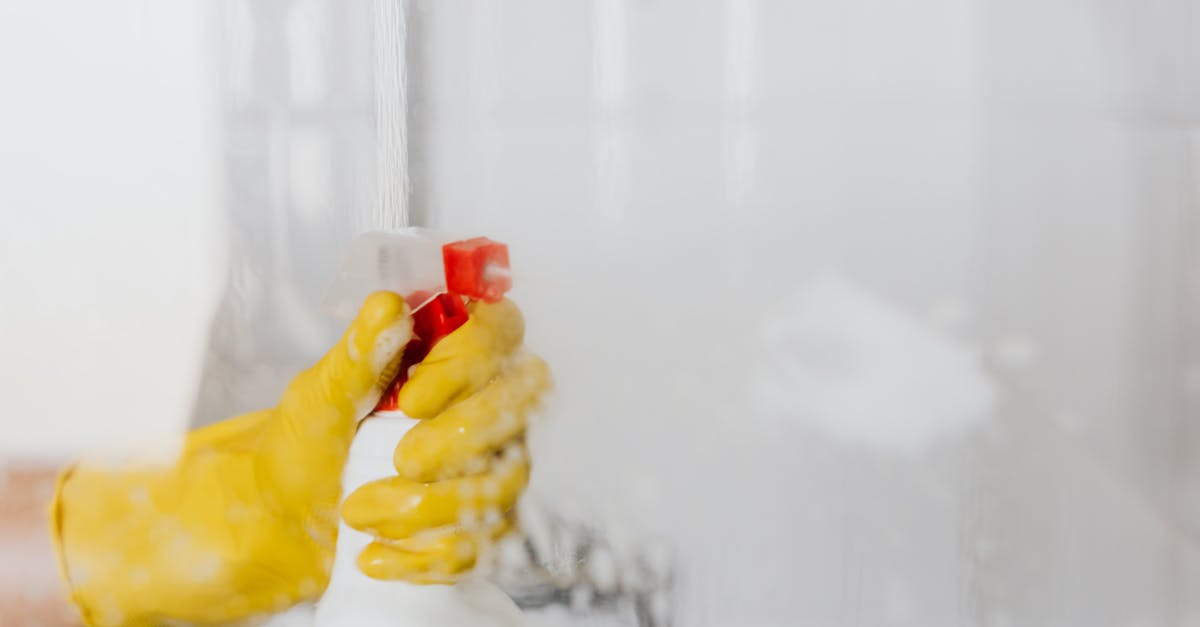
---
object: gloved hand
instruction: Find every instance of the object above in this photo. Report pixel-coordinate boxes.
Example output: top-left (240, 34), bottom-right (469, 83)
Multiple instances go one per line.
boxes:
top-left (342, 298), bottom-right (549, 584)
top-left (51, 292), bottom-right (549, 626)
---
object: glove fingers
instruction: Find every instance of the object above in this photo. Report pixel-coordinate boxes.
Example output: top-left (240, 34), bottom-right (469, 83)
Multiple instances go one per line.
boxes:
top-left (357, 537), bottom-right (476, 582)
top-left (278, 291), bottom-right (411, 425)
top-left (357, 516), bottom-right (515, 582)
top-left (395, 354), bottom-right (550, 482)
top-left (397, 299), bottom-right (524, 418)
top-left (387, 514), bottom-right (515, 552)
top-left (342, 444), bottom-right (529, 539)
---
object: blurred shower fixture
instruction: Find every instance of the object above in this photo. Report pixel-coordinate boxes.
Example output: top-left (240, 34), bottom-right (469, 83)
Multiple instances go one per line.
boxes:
top-left (489, 500), bottom-right (675, 627)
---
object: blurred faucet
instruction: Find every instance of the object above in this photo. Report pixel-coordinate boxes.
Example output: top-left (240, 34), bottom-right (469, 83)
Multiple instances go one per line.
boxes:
top-left (490, 500), bottom-right (675, 627)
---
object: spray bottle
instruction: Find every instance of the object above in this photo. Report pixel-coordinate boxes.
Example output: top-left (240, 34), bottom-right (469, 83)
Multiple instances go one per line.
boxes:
top-left (312, 228), bottom-right (523, 627)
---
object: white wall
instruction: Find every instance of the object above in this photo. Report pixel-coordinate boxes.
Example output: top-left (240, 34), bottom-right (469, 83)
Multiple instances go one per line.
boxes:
top-left (0, 1), bottom-right (223, 457)
top-left (409, 0), bottom-right (1200, 625)
top-left (2, 0), bottom-right (1200, 625)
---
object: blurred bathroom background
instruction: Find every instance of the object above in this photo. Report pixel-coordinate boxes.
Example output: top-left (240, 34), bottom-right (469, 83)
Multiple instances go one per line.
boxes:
top-left (4, 0), bottom-right (1200, 625)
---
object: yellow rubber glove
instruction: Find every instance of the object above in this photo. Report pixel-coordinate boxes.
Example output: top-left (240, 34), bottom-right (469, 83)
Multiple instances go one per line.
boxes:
top-left (50, 292), bottom-right (548, 626)
top-left (342, 298), bottom-right (551, 583)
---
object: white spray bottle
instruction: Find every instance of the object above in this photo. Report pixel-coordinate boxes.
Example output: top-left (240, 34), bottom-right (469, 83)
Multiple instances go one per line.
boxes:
top-left (312, 228), bottom-right (523, 627)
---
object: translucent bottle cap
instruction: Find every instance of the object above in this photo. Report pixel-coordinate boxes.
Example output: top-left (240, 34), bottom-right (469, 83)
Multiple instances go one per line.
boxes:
top-left (322, 228), bottom-right (455, 319)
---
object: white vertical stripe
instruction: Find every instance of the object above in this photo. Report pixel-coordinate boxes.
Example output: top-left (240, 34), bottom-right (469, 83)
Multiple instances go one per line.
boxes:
top-left (594, 0), bottom-right (627, 111)
top-left (372, 0), bottom-right (408, 230)
top-left (467, 0), bottom-right (500, 225)
top-left (222, 0), bottom-right (254, 108)
top-left (287, 0), bottom-right (327, 107)
top-left (593, 0), bottom-right (629, 224)
top-left (723, 0), bottom-right (758, 208)
top-left (724, 0), bottom-right (757, 109)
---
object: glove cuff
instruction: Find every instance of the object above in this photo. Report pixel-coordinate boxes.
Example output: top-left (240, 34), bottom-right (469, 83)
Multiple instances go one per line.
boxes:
top-left (49, 465), bottom-right (98, 626)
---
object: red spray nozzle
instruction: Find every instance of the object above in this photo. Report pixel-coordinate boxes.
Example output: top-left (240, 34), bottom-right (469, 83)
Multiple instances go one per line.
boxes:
top-left (443, 237), bottom-right (511, 303)
top-left (367, 234), bottom-right (512, 413)
top-left (407, 290), bottom-right (470, 342)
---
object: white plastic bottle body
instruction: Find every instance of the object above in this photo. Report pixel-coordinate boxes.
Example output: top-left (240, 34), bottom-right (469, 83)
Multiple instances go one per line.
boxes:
top-left (313, 413), bottom-right (524, 627)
